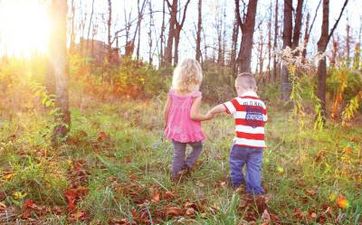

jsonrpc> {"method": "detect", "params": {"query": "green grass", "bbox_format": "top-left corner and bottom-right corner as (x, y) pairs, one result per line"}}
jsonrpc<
(0, 96), (361, 224)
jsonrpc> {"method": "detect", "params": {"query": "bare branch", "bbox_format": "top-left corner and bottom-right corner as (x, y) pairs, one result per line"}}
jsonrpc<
(179, 0), (191, 28)
(235, 0), (244, 31)
(327, 0), (349, 44)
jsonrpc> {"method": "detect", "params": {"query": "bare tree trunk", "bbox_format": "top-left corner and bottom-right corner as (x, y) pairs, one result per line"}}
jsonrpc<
(148, 1), (154, 64)
(302, 12), (310, 61)
(50, 0), (70, 142)
(236, 0), (258, 73)
(160, 0), (166, 65)
(346, 23), (351, 67)
(173, 0), (191, 66)
(330, 35), (339, 67)
(258, 30), (264, 79)
(317, 0), (349, 120)
(353, 42), (360, 70)
(69, 0), (76, 52)
(230, 6), (239, 75)
(216, 9), (223, 65)
(163, 0), (191, 66)
(292, 0), (304, 49)
(195, 0), (202, 62)
(267, 2), (272, 81)
(164, 0), (177, 66)
(107, 0), (112, 63)
(86, 0), (95, 47)
(281, 0), (293, 101)
(273, 0), (279, 81)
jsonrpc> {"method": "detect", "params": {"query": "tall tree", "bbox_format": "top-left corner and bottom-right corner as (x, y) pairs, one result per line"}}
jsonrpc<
(49, 0), (70, 142)
(195, 0), (202, 62)
(230, 3), (240, 75)
(69, 0), (76, 52)
(316, 0), (349, 120)
(164, 0), (191, 66)
(159, 0), (166, 65)
(148, 1), (154, 64)
(107, 0), (112, 62)
(280, 0), (304, 101)
(273, 0), (279, 81)
(235, 0), (258, 73)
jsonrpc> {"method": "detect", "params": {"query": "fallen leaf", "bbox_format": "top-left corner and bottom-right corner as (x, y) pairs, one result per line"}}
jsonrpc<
(97, 131), (108, 142)
(185, 207), (195, 216)
(165, 206), (184, 217)
(163, 191), (175, 200)
(306, 189), (317, 196)
(151, 190), (160, 203)
(337, 195), (349, 209)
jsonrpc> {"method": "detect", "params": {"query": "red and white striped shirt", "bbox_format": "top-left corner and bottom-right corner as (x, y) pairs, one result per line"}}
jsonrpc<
(223, 91), (267, 148)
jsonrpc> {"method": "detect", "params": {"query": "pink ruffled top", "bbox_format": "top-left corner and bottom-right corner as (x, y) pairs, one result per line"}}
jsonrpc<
(164, 89), (206, 143)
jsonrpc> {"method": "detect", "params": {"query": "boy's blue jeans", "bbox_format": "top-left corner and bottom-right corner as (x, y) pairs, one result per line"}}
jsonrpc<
(229, 145), (265, 195)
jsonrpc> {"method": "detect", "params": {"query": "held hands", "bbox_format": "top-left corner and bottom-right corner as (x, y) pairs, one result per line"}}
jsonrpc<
(205, 111), (214, 120)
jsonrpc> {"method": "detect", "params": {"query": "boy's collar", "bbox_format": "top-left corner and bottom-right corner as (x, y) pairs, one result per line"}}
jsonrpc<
(239, 90), (258, 98)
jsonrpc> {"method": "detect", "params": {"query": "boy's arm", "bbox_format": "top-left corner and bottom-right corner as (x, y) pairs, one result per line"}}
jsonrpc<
(163, 95), (171, 128)
(190, 97), (213, 121)
(208, 104), (227, 115)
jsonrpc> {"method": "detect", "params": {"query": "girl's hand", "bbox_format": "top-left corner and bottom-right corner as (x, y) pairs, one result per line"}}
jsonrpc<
(205, 111), (214, 120)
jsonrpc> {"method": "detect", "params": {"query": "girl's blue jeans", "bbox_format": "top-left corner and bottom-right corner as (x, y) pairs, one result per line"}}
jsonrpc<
(229, 144), (265, 195)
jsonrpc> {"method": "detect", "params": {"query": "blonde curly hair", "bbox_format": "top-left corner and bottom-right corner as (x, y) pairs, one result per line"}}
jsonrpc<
(172, 58), (203, 93)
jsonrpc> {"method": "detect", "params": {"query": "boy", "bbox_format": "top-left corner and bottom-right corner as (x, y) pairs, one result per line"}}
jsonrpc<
(208, 72), (267, 195)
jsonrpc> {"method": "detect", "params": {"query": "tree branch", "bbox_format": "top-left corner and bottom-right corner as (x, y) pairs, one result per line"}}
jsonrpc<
(308, 0), (322, 35)
(326, 0), (349, 44)
(179, 0), (191, 29)
(165, 0), (172, 9)
(235, 0), (244, 31)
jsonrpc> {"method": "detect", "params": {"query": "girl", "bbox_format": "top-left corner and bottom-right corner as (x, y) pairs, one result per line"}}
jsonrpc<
(163, 58), (212, 181)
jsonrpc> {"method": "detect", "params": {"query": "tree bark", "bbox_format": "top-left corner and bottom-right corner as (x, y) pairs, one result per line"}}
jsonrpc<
(86, 0), (95, 47)
(273, 0), (279, 81)
(195, 0), (202, 62)
(107, 0), (112, 63)
(163, 0), (177, 66)
(236, 0), (258, 73)
(69, 0), (76, 52)
(281, 0), (293, 101)
(173, 0), (191, 65)
(164, 0), (191, 66)
(49, 0), (70, 142)
(230, 5), (239, 75)
(316, 0), (349, 120)
(148, 1), (154, 64)
(160, 0), (166, 65)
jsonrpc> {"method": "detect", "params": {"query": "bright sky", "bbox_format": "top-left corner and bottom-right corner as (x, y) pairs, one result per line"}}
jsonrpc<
(0, 0), (50, 57)
(0, 0), (361, 65)
(73, 0), (362, 66)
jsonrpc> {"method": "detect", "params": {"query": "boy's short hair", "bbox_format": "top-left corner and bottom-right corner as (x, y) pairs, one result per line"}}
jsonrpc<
(235, 72), (257, 91)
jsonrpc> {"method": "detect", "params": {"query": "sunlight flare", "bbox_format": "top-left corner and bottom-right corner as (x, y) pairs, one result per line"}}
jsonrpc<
(0, 0), (50, 57)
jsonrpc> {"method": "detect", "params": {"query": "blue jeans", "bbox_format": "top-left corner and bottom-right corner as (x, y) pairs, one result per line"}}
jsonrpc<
(229, 145), (264, 195)
(171, 140), (203, 177)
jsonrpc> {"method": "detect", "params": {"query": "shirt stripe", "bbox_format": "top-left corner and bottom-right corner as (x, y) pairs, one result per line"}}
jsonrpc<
(235, 125), (265, 134)
(223, 94), (267, 148)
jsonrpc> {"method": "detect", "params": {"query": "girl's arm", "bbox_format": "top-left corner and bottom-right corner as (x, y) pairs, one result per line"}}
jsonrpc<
(190, 96), (213, 121)
(163, 95), (171, 128)
(208, 104), (227, 115)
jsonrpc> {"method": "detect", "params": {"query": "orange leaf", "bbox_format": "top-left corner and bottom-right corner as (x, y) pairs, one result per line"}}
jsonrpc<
(165, 206), (184, 217)
(151, 191), (160, 203)
(97, 131), (108, 142)
(337, 195), (349, 209)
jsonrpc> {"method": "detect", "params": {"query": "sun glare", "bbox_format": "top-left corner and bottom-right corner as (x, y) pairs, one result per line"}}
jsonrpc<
(0, 0), (50, 58)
